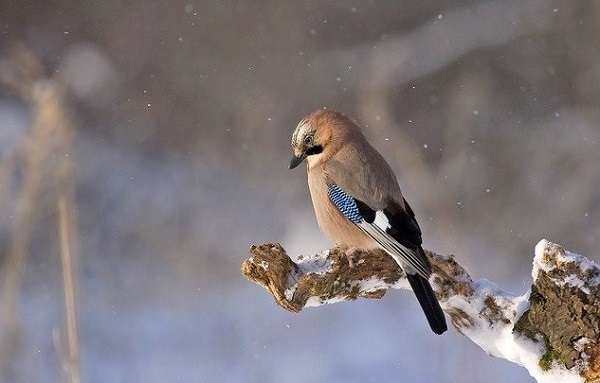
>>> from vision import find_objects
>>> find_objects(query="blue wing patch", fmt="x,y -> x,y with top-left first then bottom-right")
326,183 -> 431,278
327,183 -> 363,224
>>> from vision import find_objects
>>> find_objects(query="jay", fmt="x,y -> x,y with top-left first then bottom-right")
289,110 -> 447,335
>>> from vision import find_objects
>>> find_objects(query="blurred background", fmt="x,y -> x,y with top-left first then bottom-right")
0,1 -> 599,382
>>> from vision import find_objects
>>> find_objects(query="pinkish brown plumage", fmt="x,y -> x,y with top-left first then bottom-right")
289,109 -> 447,335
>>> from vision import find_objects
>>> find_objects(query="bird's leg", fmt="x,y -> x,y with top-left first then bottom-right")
335,243 -> 359,268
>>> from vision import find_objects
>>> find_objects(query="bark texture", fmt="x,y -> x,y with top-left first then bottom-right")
242,240 -> 600,382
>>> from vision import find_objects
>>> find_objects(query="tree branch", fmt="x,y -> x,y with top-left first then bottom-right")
242,240 -> 600,383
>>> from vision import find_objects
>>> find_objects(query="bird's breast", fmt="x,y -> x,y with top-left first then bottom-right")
307,167 -> 376,249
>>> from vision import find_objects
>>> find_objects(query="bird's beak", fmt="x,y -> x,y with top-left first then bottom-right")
289,153 -> 307,169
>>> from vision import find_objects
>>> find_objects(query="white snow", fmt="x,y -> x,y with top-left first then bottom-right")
304,294 -> 348,308
296,249 -> 333,275
290,239 -> 593,382
446,239 -> 587,383
353,275 -> 393,293
285,250 -> 335,301
447,278 -> 584,383
533,239 -> 600,293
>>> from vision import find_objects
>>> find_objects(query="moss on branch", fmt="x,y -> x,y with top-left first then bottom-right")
242,240 -> 600,382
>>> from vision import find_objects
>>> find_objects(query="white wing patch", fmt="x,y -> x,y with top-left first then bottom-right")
373,211 -> 391,231
327,183 -> 430,279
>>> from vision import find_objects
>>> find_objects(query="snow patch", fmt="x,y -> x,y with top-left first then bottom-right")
533,239 -> 600,293
353,275 -> 392,293
296,249 -> 333,275
285,250 -> 333,301
447,239 -> 587,383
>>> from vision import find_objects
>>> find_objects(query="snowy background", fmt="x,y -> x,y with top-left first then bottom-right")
1,1 -> 599,382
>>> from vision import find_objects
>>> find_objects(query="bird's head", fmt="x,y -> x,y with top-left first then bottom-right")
289,109 -> 359,170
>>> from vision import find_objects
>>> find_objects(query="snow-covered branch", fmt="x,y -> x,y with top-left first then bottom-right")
242,240 -> 600,383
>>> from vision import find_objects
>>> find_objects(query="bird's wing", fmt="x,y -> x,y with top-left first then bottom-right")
327,182 -> 431,279
383,198 -> 423,248
324,143 -> 402,211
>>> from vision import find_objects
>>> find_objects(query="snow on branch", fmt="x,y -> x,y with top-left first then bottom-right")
241,240 -> 600,383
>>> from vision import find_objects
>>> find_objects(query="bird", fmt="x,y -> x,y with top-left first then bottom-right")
288,109 -> 447,335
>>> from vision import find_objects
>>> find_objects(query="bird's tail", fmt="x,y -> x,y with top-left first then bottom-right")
406,272 -> 447,335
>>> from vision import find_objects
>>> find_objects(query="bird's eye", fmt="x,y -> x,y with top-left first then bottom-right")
303,134 -> 314,146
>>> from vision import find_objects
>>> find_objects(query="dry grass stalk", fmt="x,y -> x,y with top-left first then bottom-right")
58,195 -> 81,383
0,44 -> 81,383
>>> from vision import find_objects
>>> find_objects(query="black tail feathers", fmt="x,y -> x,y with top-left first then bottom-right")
406,273 -> 447,335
